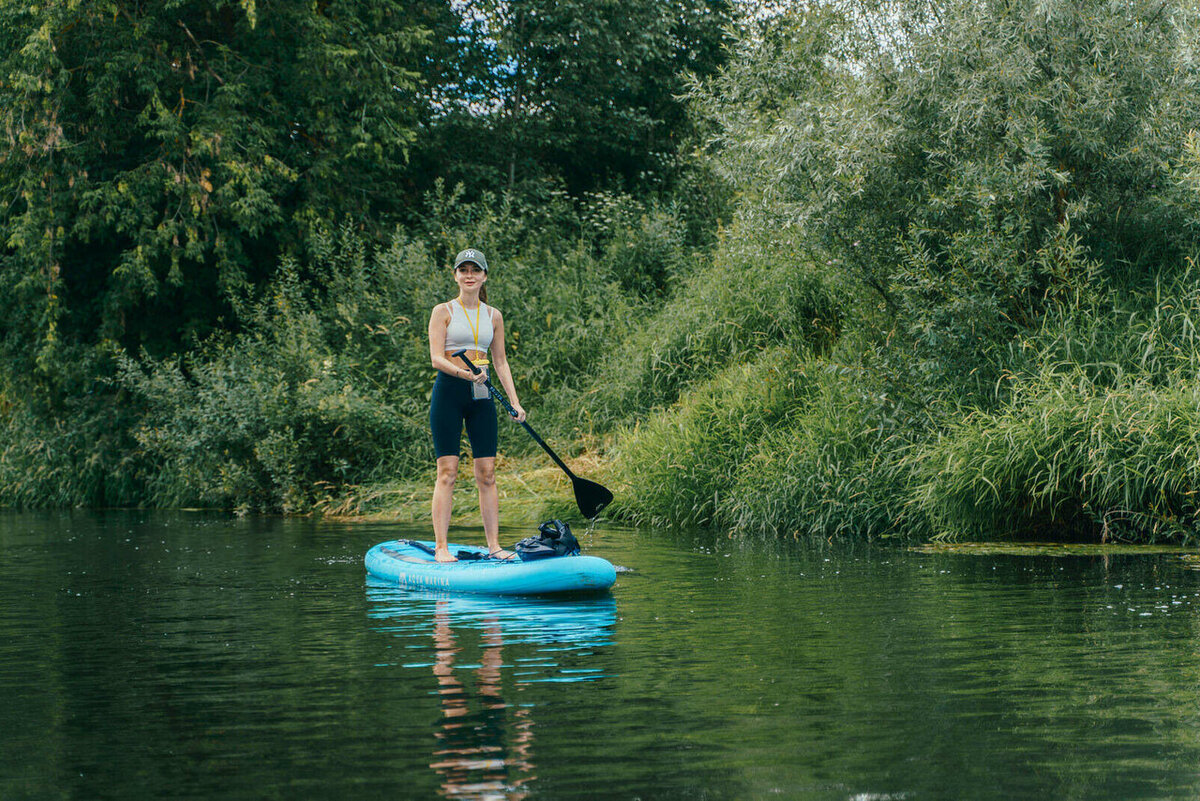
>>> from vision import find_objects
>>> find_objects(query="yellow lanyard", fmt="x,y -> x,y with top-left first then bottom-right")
457,299 -> 489,365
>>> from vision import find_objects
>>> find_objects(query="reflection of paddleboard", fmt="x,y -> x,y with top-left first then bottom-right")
365,540 -> 617,596
365,577 -> 617,649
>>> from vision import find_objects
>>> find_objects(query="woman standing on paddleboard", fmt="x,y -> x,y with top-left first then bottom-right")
427,248 -> 526,563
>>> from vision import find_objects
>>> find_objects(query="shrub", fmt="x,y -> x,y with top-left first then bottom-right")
117,263 -> 427,511
0,377 -> 142,508
609,349 -> 812,528
913,274 -> 1200,542
580,224 -> 843,433
107,187 -> 704,511
912,371 -> 1200,542
721,365 -> 913,540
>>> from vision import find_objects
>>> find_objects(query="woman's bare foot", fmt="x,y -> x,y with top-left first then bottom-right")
488,549 -> 517,561
435,548 -> 458,563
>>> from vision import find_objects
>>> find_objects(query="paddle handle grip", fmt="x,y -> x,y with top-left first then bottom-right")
452,349 -> 578,480
454,349 -> 517,418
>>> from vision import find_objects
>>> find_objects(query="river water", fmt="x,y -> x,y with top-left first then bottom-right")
3,511 -> 1200,800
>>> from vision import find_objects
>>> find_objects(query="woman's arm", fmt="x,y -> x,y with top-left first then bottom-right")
488,309 -> 526,422
428,304 -> 476,380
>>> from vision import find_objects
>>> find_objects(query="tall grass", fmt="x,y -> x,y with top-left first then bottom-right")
606,262 -> 1200,543
912,372 -> 1200,542
914,272 -> 1200,542
609,350 -> 805,528
576,228 -> 843,434
721,365 -> 913,539
608,342 -> 915,539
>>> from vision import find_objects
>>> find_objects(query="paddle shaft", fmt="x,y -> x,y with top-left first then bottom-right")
453,350 -> 579,481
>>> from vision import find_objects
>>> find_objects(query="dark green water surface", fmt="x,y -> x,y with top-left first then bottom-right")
4,511 -> 1200,800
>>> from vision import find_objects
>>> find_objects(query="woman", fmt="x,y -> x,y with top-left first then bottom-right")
427,248 -> 526,563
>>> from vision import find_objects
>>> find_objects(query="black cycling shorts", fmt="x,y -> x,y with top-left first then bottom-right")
430,371 -> 497,459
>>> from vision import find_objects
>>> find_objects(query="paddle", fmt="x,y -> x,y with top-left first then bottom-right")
453,349 -> 614,519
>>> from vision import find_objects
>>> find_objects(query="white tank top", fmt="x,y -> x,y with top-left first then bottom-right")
444,300 -> 494,353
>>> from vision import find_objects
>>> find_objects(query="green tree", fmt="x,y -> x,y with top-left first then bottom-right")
0,0 -> 435,376
692,0 -> 1200,397
422,0 -> 735,197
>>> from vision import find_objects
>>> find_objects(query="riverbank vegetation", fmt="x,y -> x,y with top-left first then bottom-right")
602,0 -> 1200,544
5,0 -> 1200,542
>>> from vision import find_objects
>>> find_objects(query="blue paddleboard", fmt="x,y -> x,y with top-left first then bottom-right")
364,539 -> 617,596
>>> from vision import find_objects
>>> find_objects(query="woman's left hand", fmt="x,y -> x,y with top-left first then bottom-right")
509,403 -> 527,423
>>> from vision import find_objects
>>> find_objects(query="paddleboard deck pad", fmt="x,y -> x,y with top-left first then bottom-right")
365,539 -> 616,595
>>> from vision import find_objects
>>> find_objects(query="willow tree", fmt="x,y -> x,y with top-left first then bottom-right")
693,0 -> 1200,397
0,0 -> 436,379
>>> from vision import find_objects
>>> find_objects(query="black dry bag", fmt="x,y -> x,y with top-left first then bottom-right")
515,519 -> 581,561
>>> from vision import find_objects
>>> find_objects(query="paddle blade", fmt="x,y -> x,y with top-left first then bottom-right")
574,476 -> 614,520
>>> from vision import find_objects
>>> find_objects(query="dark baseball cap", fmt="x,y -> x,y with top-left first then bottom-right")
453,248 -> 488,272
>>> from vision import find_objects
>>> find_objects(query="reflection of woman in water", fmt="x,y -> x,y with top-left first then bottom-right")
430,602 -> 534,799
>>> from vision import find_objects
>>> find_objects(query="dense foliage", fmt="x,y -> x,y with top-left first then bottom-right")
0,0 -> 729,509
0,0 -> 435,367
419,0 -> 735,196
606,0 -> 1200,542
6,0 -> 1200,544
111,196 -> 695,511
693,0 -> 1200,398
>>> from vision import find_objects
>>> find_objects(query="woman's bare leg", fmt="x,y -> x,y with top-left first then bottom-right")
474,457 -> 511,557
432,455 -> 459,562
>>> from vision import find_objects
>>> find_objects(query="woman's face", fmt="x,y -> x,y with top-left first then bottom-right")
455,262 -> 487,292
